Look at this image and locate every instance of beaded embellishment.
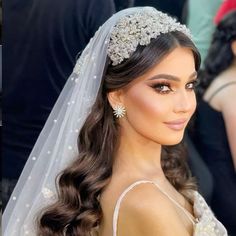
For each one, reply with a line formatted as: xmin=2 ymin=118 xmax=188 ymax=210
xmin=107 ymin=8 xmax=192 ymax=65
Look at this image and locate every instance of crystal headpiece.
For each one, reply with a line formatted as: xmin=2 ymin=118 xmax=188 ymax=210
xmin=107 ymin=8 xmax=192 ymax=66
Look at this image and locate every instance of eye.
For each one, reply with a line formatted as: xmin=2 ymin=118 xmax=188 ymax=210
xmin=186 ymin=80 xmax=199 ymax=90
xmin=151 ymin=83 xmax=173 ymax=94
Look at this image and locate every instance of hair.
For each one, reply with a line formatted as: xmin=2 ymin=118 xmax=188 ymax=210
xmin=197 ymin=10 xmax=236 ymax=96
xmin=37 ymin=31 xmax=201 ymax=236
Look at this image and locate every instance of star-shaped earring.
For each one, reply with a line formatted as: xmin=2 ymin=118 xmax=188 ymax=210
xmin=113 ymin=105 xmax=126 ymax=118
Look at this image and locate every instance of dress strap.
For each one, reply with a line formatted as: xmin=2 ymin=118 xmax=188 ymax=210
xmin=208 ymin=81 xmax=236 ymax=103
xmin=112 ymin=180 xmax=196 ymax=236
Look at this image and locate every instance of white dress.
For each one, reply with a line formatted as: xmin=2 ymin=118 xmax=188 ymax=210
xmin=112 ymin=180 xmax=228 ymax=236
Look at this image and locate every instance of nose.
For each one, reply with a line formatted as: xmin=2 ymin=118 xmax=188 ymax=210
xmin=173 ymin=90 xmax=196 ymax=114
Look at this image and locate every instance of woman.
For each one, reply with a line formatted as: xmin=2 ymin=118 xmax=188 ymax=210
xmin=3 ymin=7 xmax=227 ymax=236
xmin=193 ymin=11 xmax=236 ymax=235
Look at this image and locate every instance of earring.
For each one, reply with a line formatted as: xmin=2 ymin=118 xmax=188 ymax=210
xmin=113 ymin=105 xmax=126 ymax=118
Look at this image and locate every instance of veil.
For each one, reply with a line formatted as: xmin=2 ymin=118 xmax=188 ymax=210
xmin=3 ymin=7 xmax=145 ymax=235
xmin=3 ymin=7 xmax=191 ymax=235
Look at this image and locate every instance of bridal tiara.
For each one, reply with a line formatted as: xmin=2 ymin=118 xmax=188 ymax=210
xmin=107 ymin=8 xmax=192 ymax=66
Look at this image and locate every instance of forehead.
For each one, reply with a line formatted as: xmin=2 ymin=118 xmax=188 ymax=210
xmin=137 ymin=46 xmax=196 ymax=82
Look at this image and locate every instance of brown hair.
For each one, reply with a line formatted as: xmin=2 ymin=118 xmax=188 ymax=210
xmin=37 ymin=31 xmax=201 ymax=235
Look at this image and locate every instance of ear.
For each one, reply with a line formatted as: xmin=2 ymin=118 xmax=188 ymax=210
xmin=231 ymin=40 xmax=236 ymax=56
xmin=107 ymin=89 xmax=125 ymax=109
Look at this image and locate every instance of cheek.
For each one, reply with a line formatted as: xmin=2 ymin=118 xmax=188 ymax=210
xmin=125 ymin=89 xmax=169 ymax=127
xmin=190 ymin=92 xmax=197 ymax=115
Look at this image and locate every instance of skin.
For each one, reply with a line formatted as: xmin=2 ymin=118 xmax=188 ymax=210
xmin=204 ymin=40 xmax=236 ymax=170
xmin=98 ymin=46 xmax=198 ymax=236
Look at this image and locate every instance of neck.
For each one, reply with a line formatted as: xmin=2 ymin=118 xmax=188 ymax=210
xmin=220 ymin=59 xmax=236 ymax=78
xmin=113 ymin=125 xmax=166 ymax=182
xmin=228 ymin=58 xmax=236 ymax=70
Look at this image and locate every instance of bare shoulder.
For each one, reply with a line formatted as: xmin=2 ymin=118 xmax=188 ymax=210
xmin=116 ymin=182 xmax=189 ymax=236
xmin=204 ymin=77 xmax=236 ymax=111
xmin=218 ymin=81 xmax=236 ymax=112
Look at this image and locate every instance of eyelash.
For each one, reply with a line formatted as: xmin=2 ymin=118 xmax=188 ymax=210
xmin=151 ymin=80 xmax=199 ymax=94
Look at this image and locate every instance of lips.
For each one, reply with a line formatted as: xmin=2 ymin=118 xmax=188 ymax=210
xmin=164 ymin=118 xmax=188 ymax=131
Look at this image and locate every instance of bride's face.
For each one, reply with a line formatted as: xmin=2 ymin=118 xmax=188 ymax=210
xmin=120 ymin=46 xmax=198 ymax=145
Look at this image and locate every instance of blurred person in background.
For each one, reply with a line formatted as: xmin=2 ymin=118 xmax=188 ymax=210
xmin=114 ymin=0 xmax=135 ymax=11
xmin=2 ymin=0 xmax=115 ymax=209
xmin=192 ymin=11 xmax=236 ymax=235
xmin=214 ymin=0 xmax=236 ymax=25
xmin=134 ymin=0 xmax=186 ymax=23
xmin=186 ymin=0 xmax=222 ymax=64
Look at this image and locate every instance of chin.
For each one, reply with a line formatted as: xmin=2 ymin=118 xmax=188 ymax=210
xmin=159 ymin=132 xmax=184 ymax=146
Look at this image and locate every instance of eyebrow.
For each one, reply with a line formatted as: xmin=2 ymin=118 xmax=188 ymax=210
xmin=148 ymin=71 xmax=198 ymax=82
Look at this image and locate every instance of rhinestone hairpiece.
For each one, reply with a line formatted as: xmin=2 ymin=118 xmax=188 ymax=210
xmin=107 ymin=8 xmax=192 ymax=66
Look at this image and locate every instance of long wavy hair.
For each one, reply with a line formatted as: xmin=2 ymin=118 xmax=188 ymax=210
xmin=197 ymin=10 xmax=236 ymax=97
xmin=37 ymin=31 xmax=201 ymax=236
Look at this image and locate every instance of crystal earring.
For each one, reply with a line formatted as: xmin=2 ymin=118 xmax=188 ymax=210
xmin=113 ymin=105 xmax=126 ymax=118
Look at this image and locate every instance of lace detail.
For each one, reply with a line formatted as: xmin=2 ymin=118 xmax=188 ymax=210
xmin=112 ymin=181 xmax=228 ymax=236
xmin=192 ymin=191 xmax=228 ymax=236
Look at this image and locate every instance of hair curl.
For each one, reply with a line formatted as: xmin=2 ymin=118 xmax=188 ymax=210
xmin=197 ymin=10 xmax=236 ymax=96
xmin=37 ymin=31 xmax=201 ymax=236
